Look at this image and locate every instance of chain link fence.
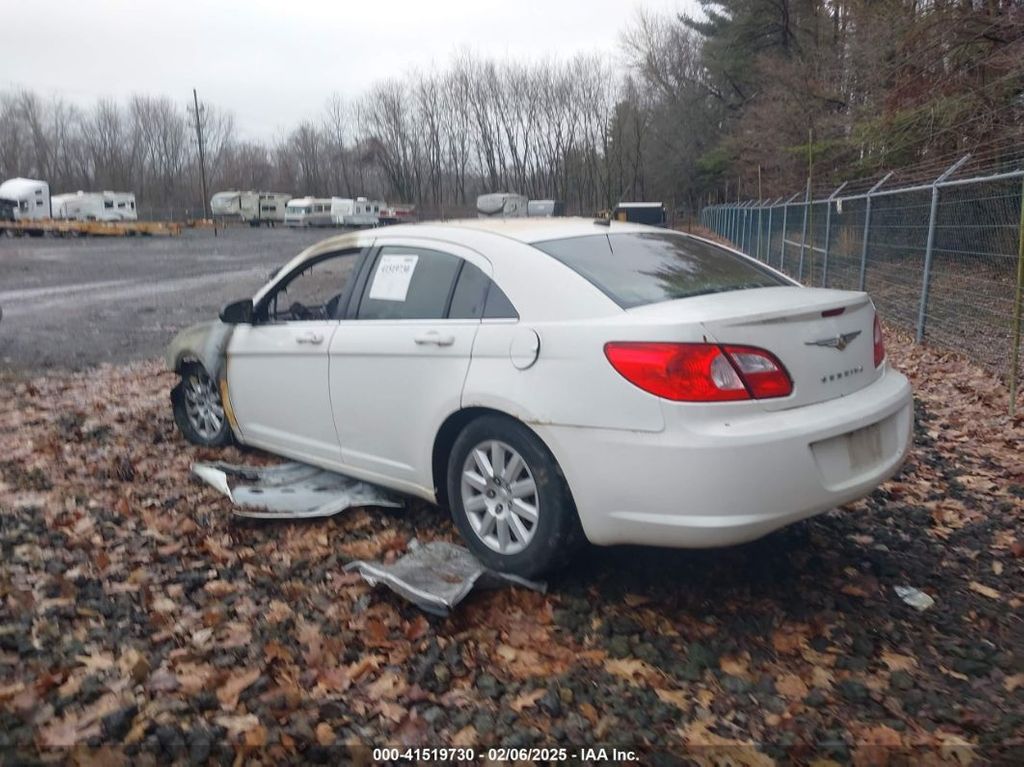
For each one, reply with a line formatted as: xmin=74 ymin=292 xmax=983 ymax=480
xmin=701 ymin=161 xmax=1024 ymax=400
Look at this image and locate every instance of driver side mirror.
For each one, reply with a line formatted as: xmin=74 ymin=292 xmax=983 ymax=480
xmin=219 ymin=298 xmax=253 ymax=324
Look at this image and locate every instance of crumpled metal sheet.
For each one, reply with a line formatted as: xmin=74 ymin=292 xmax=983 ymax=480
xmin=345 ymin=540 xmax=546 ymax=616
xmin=192 ymin=461 xmax=403 ymax=519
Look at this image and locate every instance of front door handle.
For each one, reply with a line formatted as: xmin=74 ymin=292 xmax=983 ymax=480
xmin=296 ymin=332 xmax=324 ymax=345
xmin=414 ymin=331 xmax=456 ymax=347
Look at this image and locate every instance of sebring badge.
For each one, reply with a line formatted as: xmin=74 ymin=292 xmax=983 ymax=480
xmin=805 ymin=330 xmax=861 ymax=352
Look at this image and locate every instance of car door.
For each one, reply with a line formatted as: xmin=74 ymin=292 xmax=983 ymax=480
xmin=226 ymin=247 xmax=366 ymax=467
xmin=328 ymin=241 xmax=493 ymax=494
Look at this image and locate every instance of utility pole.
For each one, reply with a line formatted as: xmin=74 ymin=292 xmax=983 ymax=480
xmin=192 ymin=88 xmax=212 ymax=232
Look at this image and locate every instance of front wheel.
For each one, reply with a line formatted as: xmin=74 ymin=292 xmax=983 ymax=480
xmin=171 ymin=364 xmax=233 ymax=447
xmin=447 ymin=415 xmax=583 ymax=578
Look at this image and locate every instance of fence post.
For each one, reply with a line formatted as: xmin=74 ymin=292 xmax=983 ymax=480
xmin=747 ymin=200 xmax=759 ymax=254
xmin=798 ymin=187 xmax=811 ymax=282
xmin=917 ymin=156 xmax=970 ymax=343
xmin=821 ymin=182 xmax=847 ymax=288
xmin=753 ymin=200 xmax=761 ymax=260
xmin=765 ymin=201 xmax=774 ymax=264
xmin=779 ymin=192 xmax=800 ymax=272
xmin=1010 ymin=175 xmax=1024 ymax=418
xmin=859 ymin=172 xmax=893 ymax=291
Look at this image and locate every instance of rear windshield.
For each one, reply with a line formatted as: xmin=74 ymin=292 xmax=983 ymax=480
xmin=533 ymin=232 xmax=788 ymax=308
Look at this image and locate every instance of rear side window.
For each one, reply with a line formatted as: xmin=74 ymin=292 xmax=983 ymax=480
xmin=448 ymin=262 xmax=519 ymax=320
xmin=533 ymin=232 xmax=787 ymax=308
xmin=358 ymin=246 xmax=461 ymax=320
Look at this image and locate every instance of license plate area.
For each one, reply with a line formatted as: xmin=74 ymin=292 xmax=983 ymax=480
xmin=810 ymin=415 xmax=896 ymax=490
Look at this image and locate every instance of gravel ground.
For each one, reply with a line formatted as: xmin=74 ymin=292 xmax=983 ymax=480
xmin=0 ymin=227 xmax=326 ymax=372
xmin=0 ymin=332 xmax=1022 ymax=763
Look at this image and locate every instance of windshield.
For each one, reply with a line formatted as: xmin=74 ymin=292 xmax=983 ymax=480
xmin=533 ymin=232 xmax=788 ymax=308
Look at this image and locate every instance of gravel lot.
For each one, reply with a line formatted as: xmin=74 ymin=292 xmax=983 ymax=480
xmin=0 ymin=228 xmax=326 ymax=372
xmin=0 ymin=330 xmax=1021 ymax=762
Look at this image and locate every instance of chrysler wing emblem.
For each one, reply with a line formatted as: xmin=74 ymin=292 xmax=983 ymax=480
xmin=805 ymin=330 xmax=861 ymax=351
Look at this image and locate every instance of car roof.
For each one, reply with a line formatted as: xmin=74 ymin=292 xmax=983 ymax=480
xmin=380 ymin=216 xmax=657 ymax=244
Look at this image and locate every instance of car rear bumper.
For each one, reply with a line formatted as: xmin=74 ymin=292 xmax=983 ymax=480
xmin=533 ymin=366 xmax=913 ymax=547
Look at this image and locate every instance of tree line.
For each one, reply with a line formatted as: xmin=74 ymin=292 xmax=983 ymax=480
xmin=1 ymin=2 xmax=1020 ymax=220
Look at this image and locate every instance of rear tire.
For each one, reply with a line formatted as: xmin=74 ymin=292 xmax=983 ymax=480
xmin=447 ymin=415 xmax=583 ymax=578
xmin=171 ymin=363 xmax=233 ymax=447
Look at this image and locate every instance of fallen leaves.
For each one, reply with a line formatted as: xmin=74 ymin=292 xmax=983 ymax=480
xmin=968 ymin=581 xmax=1001 ymax=600
xmin=216 ymin=668 xmax=261 ymax=709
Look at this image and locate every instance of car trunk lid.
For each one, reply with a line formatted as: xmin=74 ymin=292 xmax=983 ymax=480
xmin=627 ymin=286 xmax=881 ymax=410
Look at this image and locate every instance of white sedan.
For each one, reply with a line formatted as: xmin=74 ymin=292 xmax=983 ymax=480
xmin=166 ymin=218 xmax=913 ymax=576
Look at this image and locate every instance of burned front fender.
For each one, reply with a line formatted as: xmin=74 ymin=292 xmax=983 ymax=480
xmin=164 ymin=320 xmax=235 ymax=380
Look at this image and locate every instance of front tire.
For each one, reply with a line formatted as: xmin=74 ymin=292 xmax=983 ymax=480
xmin=447 ymin=415 xmax=582 ymax=578
xmin=171 ymin=364 xmax=233 ymax=447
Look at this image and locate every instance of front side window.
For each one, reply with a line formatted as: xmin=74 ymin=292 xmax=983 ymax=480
xmin=533 ymin=232 xmax=787 ymax=308
xmin=357 ymin=246 xmax=461 ymax=321
xmin=260 ymin=250 xmax=361 ymax=322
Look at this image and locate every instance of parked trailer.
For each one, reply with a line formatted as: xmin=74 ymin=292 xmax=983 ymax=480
xmin=0 ymin=219 xmax=181 ymax=236
xmin=527 ymin=199 xmax=565 ymax=217
xmin=379 ymin=203 xmax=416 ymax=226
xmin=613 ymin=201 xmax=667 ymax=227
xmin=477 ymin=192 xmax=528 ymax=218
xmin=284 ymin=197 xmax=334 ymax=227
xmin=0 ymin=178 xmax=51 ymax=221
xmin=51 ymin=191 xmax=138 ymax=222
xmin=330 ymin=196 xmax=384 ymax=227
xmin=211 ymin=191 xmax=290 ymax=226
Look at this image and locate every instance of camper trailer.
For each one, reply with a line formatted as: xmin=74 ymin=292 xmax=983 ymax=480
xmin=378 ymin=203 xmax=416 ymax=226
xmin=527 ymin=199 xmax=565 ymax=217
xmin=330 ymin=196 xmax=383 ymax=227
xmin=211 ymin=191 xmax=290 ymax=226
xmin=0 ymin=178 xmax=50 ymax=220
xmin=51 ymin=191 xmax=137 ymax=222
xmin=254 ymin=192 xmax=290 ymax=226
xmin=613 ymin=201 xmax=667 ymax=227
xmin=284 ymin=197 xmax=335 ymax=227
xmin=477 ymin=192 xmax=528 ymax=218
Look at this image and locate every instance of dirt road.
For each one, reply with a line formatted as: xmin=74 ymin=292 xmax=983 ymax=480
xmin=0 ymin=228 xmax=326 ymax=372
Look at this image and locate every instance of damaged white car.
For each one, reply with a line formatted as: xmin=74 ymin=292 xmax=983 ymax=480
xmin=167 ymin=218 xmax=913 ymax=577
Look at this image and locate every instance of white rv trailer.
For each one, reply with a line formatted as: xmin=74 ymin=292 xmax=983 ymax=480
xmin=329 ymin=196 xmax=384 ymax=227
xmin=254 ymin=192 xmax=290 ymax=226
xmin=284 ymin=197 xmax=334 ymax=227
xmin=211 ymin=191 xmax=247 ymax=220
xmin=476 ymin=192 xmax=528 ymax=218
xmin=0 ymin=178 xmax=51 ymax=220
xmin=527 ymin=199 xmax=566 ymax=217
xmin=211 ymin=191 xmax=290 ymax=226
xmin=51 ymin=191 xmax=137 ymax=222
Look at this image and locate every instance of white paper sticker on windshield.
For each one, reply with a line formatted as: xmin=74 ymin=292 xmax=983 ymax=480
xmin=369 ymin=254 xmax=418 ymax=301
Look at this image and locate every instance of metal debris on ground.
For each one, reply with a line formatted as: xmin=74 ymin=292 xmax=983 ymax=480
xmin=346 ymin=540 xmax=546 ymax=616
xmin=894 ymin=585 xmax=935 ymax=611
xmin=191 ymin=461 xmax=403 ymax=519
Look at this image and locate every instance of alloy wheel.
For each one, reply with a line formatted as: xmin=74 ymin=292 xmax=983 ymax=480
xmin=183 ymin=370 xmax=225 ymax=441
xmin=460 ymin=439 xmax=539 ymax=555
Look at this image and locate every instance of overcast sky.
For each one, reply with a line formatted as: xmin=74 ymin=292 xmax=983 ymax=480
xmin=5 ymin=0 xmax=693 ymax=142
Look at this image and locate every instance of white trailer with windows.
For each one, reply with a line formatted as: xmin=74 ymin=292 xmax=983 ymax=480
xmin=477 ymin=192 xmax=528 ymax=218
xmin=254 ymin=193 xmax=290 ymax=226
xmin=284 ymin=197 xmax=335 ymax=227
xmin=211 ymin=191 xmax=290 ymax=226
xmin=0 ymin=178 xmax=50 ymax=220
xmin=51 ymin=191 xmax=137 ymax=222
xmin=330 ymin=196 xmax=383 ymax=227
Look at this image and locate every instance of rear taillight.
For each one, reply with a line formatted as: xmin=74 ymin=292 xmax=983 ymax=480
xmin=873 ymin=314 xmax=885 ymax=367
xmin=604 ymin=342 xmax=792 ymax=402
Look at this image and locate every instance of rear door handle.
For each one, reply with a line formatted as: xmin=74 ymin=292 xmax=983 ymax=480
xmin=296 ymin=332 xmax=324 ymax=345
xmin=414 ymin=331 xmax=455 ymax=347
